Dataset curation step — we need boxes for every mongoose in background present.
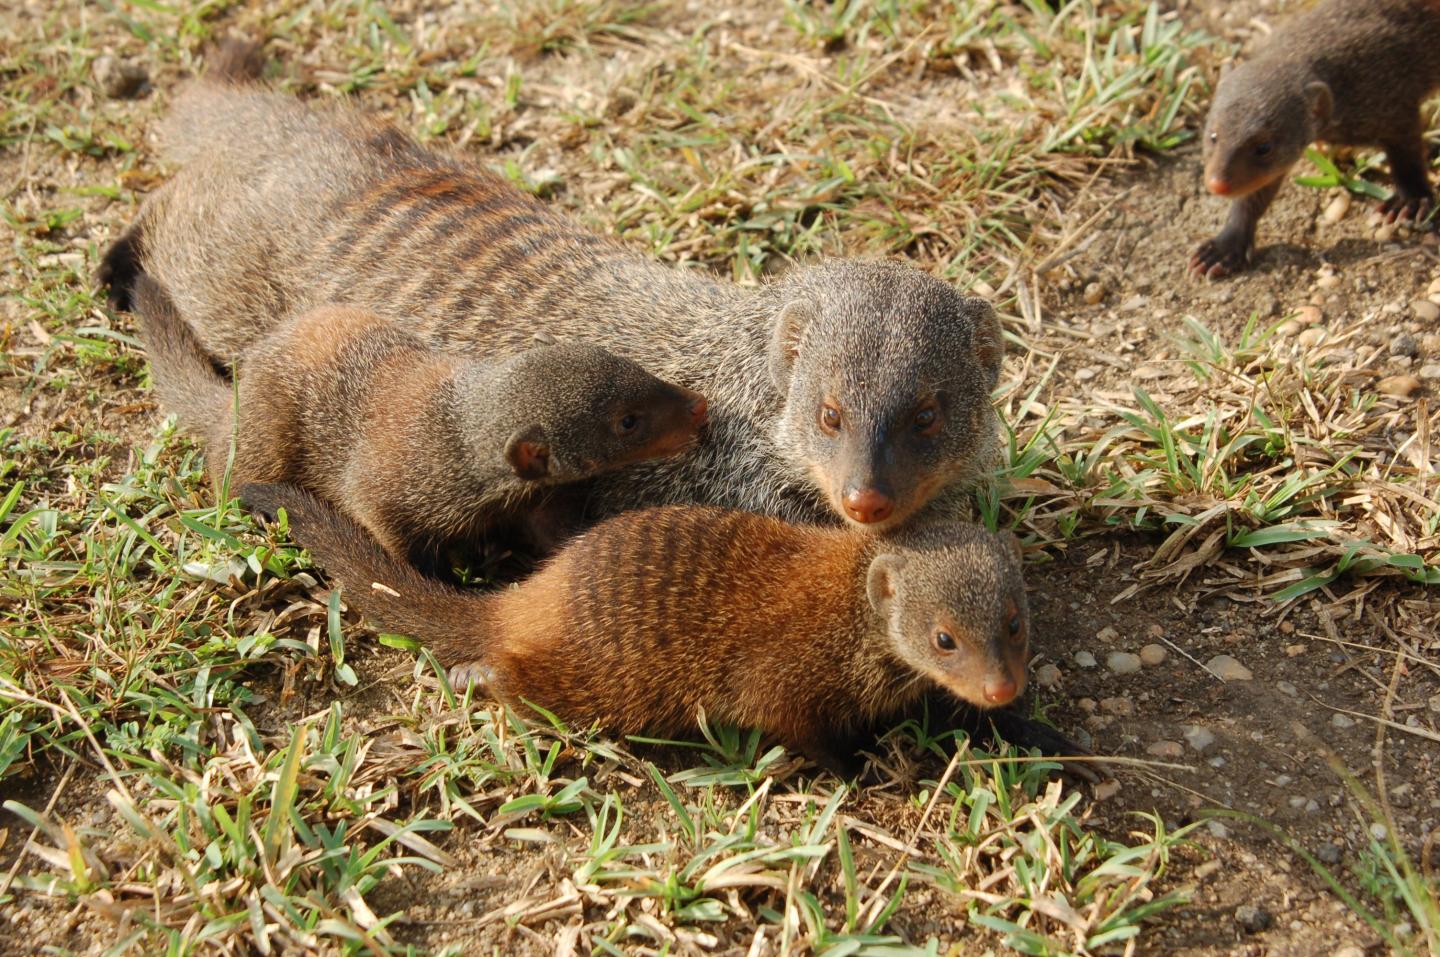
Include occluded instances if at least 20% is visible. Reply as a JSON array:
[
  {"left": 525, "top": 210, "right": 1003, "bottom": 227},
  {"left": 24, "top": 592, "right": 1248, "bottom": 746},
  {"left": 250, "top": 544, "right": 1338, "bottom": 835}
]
[
  {"left": 240, "top": 483, "right": 1031, "bottom": 774},
  {"left": 130, "top": 275, "right": 707, "bottom": 567},
  {"left": 101, "top": 40, "right": 1004, "bottom": 532},
  {"left": 1191, "top": 0, "right": 1440, "bottom": 279}
]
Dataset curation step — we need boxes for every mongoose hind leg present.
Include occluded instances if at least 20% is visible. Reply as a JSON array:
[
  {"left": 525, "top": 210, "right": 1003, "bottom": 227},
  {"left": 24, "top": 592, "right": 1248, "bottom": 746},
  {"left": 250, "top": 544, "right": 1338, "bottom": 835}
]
[
  {"left": 1190, "top": 179, "right": 1283, "bottom": 279},
  {"left": 1379, "top": 134, "right": 1437, "bottom": 226}
]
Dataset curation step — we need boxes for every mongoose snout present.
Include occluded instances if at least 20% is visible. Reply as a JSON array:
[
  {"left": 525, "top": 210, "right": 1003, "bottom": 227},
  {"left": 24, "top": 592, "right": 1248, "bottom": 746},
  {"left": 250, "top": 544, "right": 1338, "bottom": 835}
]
[{"left": 241, "top": 483, "right": 1031, "bottom": 773}]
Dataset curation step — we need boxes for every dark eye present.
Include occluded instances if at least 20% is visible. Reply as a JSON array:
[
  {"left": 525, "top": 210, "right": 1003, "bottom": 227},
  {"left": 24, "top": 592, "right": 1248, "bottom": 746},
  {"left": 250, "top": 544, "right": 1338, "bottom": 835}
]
[
  {"left": 913, "top": 401, "right": 940, "bottom": 436},
  {"left": 1007, "top": 613, "right": 1022, "bottom": 638},
  {"left": 618, "top": 413, "right": 640, "bottom": 434},
  {"left": 819, "top": 402, "right": 842, "bottom": 435},
  {"left": 1253, "top": 142, "right": 1273, "bottom": 158},
  {"left": 933, "top": 630, "right": 956, "bottom": 652}
]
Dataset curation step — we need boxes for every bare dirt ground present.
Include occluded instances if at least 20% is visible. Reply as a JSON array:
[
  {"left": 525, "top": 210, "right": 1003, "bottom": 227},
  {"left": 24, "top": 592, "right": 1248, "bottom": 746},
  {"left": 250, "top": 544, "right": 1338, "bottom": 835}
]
[{"left": 2, "top": 0, "right": 1438, "bottom": 954}]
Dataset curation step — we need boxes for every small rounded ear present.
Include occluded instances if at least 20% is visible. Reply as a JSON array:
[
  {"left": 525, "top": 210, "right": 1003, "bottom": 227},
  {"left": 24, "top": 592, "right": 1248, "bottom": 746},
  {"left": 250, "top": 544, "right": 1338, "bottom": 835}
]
[
  {"left": 866, "top": 553, "right": 909, "bottom": 614},
  {"left": 967, "top": 299, "right": 1005, "bottom": 386},
  {"left": 768, "top": 300, "right": 815, "bottom": 393},
  {"left": 1304, "top": 81, "right": 1332, "bottom": 128},
  {"left": 531, "top": 330, "right": 559, "bottom": 346},
  {"left": 504, "top": 426, "right": 551, "bottom": 480}
]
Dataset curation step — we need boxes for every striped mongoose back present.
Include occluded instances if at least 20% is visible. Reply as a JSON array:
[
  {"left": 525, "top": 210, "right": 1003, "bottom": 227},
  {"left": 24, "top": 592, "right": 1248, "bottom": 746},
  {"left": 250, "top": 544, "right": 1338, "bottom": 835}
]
[
  {"left": 130, "top": 275, "right": 706, "bottom": 567},
  {"left": 241, "top": 482, "right": 1030, "bottom": 773},
  {"left": 102, "top": 42, "right": 1005, "bottom": 532}
]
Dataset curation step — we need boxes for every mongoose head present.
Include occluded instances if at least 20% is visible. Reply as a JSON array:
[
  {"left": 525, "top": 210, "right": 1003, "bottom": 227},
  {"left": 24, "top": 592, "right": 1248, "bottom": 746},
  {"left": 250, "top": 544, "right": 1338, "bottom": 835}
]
[
  {"left": 1203, "top": 60, "right": 1331, "bottom": 199},
  {"left": 490, "top": 342, "right": 708, "bottom": 482},
  {"left": 866, "top": 522, "right": 1029, "bottom": 709},
  {"left": 769, "top": 261, "right": 1003, "bottom": 531}
]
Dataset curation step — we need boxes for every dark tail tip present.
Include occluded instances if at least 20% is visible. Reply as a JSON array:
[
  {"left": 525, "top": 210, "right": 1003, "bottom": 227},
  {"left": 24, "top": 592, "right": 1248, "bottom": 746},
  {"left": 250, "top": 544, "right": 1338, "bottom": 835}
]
[
  {"left": 97, "top": 226, "right": 145, "bottom": 312},
  {"left": 206, "top": 36, "right": 267, "bottom": 85}
]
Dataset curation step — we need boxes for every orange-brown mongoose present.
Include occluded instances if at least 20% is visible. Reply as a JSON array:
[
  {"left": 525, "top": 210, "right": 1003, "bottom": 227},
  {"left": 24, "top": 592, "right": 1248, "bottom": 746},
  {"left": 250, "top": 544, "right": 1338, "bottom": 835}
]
[
  {"left": 100, "top": 40, "right": 1004, "bottom": 533},
  {"left": 240, "top": 482, "right": 1031, "bottom": 774},
  {"left": 130, "top": 275, "right": 707, "bottom": 568},
  {"left": 1191, "top": 0, "right": 1440, "bottom": 278}
]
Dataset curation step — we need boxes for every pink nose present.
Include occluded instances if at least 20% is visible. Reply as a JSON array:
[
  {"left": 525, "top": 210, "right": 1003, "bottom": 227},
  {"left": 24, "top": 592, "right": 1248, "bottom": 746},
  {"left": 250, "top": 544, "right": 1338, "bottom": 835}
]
[
  {"left": 984, "top": 677, "right": 1018, "bottom": 706},
  {"left": 843, "top": 488, "right": 894, "bottom": 524},
  {"left": 1206, "top": 177, "right": 1232, "bottom": 196}
]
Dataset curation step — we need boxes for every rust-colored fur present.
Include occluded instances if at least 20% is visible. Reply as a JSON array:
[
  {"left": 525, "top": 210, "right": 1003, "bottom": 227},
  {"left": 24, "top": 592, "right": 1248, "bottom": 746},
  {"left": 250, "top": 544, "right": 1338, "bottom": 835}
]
[{"left": 242, "top": 483, "right": 1031, "bottom": 773}]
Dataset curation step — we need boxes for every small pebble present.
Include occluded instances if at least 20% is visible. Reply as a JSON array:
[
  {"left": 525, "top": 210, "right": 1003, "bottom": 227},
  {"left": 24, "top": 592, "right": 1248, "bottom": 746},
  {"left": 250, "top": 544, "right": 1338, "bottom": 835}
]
[
  {"left": 1331, "top": 713, "right": 1356, "bottom": 729},
  {"left": 1106, "top": 651, "right": 1142, "bottom": 675},
  {"left": 1392, "top": 332, "right": 1419, "bottom": 357},
  {"left": 1376, "top": 222, "right": 1398, "bottom": 243},
  {"left": 972, "top": 281, "right": 996, "bottom": 298},
  {"left": 1236, "top": 904, "right": 1273, "bottom": 934},
  {"left": 1427, "top": 276, "right": 1440, "bottom": 298},
  {"left": 1295, "top": 304, "right": 1323, "bottom": 325},
  {"left": 1413, "top": 300, "right": 1440, "bottom": 323},
  {"left": 1206, "top": 654, "right": 1253, "bottom": 681},
  {"left": 1184, "top": 725, "right": 1216, "bottom": 752},
  {"left": 1370, "top": 822, "right": 1388, "bottom": 841},
  {"left": 1284, "top": 643, "right": 1305, "bottom": 657},
  {"left": 1333, "top": 947, "right": 1365, "bottom": 957},
  {"left": 1296, "top": 326, "right": 1327, "bottom": 348},
  {"left": 1147, "top": 740, "right": 1184, "bottom": 759},
  {"left": 1092, "top": 779, "right": 1121, "bottom": 801},
  {"left": 1322, "top": 192, "right": 1350, "bottom": 223},
  {"left": 1317, "top": 842, "right": 1342, "bottom": 865},
  {"left": 1207, "top": 820, "right": 1230, "bottom": 840},
  {"left": 1139, "top": 643, "right": 1167, "bottom": 666},
  {"left": 1095, "top": 625, "right": 1119, "bottom": 642},
  {"left": 1419, "top": 364, "right": 1440, "bottom": 381},
  {"left": 1035, "top": 663, "right": 1062, "bottom": 688},
  {"left": 1083, "top": 282, "right": 1106, "bottom": 305},
  {"left": 1277, "top": 680, "right": 1297, "bottom": 696},
  {"left": 1315, "top": 273, "right": 1341, "bottom": 290},
  {"left": 92, "top": 54, "right": 149, "bottom": 99},
  {"left": 1100, "top": 696, "right": 1133, "bottom": 716},
  {"left": 1275, "top": 318, "right": 1303, "bottom": 337},
  {"left": 1273, "top": 774, "right": 1293, "bottom": 787},
  {"left": 1429, "top": 692, "right": 1440, "bottom": 713},
  {"left": 1377, "top": 374, "right": 1421, "bottom": 398},
  {"left": 1074, "top": 651, "right": 1097, "bottom": 669},
  {"left": 1075, "top": 367, "right": 1098, "bottom": 382}
]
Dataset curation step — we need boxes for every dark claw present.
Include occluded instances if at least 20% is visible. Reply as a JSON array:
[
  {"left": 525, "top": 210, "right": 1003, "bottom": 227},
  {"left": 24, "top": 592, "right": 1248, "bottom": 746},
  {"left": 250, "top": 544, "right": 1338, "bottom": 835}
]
[
  {"left": 1189, "top": 235, "right": 1249, "bottom": 280},
  {"left": 1379, "top": 192, "right": 1436, "bottom": 228}
]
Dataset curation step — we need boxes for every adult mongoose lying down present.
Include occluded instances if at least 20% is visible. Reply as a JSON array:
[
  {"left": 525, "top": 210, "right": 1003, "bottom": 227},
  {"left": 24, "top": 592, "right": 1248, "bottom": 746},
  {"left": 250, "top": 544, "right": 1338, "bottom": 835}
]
[
  {"left": 240, "top": 482, "right": 1031, "bottom": 774},
  {"left": 131, "top": 275, "right": 707, "bottom": 568},
  {"left": 101, "top": 39, "right": 1005, "bottom": 533},
  {"left": 1191, "top": 0, "right": 1440, "bottom": 279}
]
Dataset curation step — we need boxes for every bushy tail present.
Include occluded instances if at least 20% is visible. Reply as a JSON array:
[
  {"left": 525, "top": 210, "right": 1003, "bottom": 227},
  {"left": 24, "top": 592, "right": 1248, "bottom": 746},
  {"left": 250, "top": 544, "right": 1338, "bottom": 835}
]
[
  {"left": 130, "top": 274, "right": 232, "bottom": 430},
  {"left": 238, "top": 483, "right": 490, "bottom": 652}
]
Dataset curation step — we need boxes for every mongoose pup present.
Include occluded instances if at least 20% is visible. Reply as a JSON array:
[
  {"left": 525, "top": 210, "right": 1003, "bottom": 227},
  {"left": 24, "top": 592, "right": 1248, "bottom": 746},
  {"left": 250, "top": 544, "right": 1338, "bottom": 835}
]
[
  {"left": 1191, "top": 0, "right": 1440, "bottom": 278},
  {"left": 102, "top": 40, "right": 1004, "bottom": 532},
  {"left": 239, "top": 482, "right": 1031, "bottom": 774},
  {"left": 130, "top": 275, "right": 707, "bottom": 567}
]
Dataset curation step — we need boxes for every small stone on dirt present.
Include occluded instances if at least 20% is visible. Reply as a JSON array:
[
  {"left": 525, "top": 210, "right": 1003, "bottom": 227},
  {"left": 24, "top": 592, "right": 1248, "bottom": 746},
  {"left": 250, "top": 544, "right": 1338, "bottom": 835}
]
[
  {"left": 1095, "top": 625, "right": 1119, "bottom": 642},
  {"left": 1296, "top": 326, "right": 1327, "bottom": 348},
  {"left": 1184, "top": 725, "right": 1216, "bottom": 752},
  {"left": 1276, "top": 319, "right": 1303, "bottom": 337},
  {"left": 1235, "top": 904, "right": 1272, "bottom": 934},
  {"left": 1427, "top": 276, "right": 1440, "bottom": 298},
  {"left": 1106, "top": 651, "right": 1141, "bottom": 675},
  {"left": 92, "top": 54, "right": 149, "bottom": 99},
  {"left": 1206, "top": 654, "right": 1252, "bottom": 681},
  {"left": 1331, "top": 713, "right": 1355, "bottom": 729},
  {"left": 1207, "top": 820, "right": 1230, "bottom": 839},
  {"left": 1392, "top": 332, "right": 1420, "bottom": 357},
  {"left": 1074, "top": 651, "right": 1097, "bottom": 668},
  {"left": 1333, "top": 947, "right": 1365, "bottom": 957},
  {"left": 1317, "top": 842, "right": 1342, "bottom": 865},
  {"left": 1092, "top": 779, "right": 1121, "bottom": 801},
  {"left": 1370, "top": 823, "right": 1388, "bottom": 841},
  {"left": 1083, "top": 282, "right": 1105, "bottom": 305},
  {"left": 1100, "top": 696, "right": 1133, "bottom": 716},
  {"left": 1420, "top": 364, "right": 1440, "bottom": 381},
  {"left": 1377, "top": 373, "right": 1420, "bottom": 396},
  {"left": 1139, "top": 643, "right": 1167, "bottom": 666},
  {"left": 1035, "top": 663, "right": 1061, "bottom": 688},
  {"left": 1147, "top": 740, "right": 1184, "bottom": 759},
  {"left": 1075, "top": 367, "right": 1097, "bottom": 382},
  {"left": 1315, "top": 273, "right": 1342, "bottom": 290},
  {"left": 1294, "top": 304, "right": 1323, "bottom": 325},
  {"left": 1322, "top": 192, "right": 1350, "bottom": 224},
  {"left": 1277, "top": 680, "right": 1297, "bottom": 696},
  {"left": 1414, "top": 299, "right": 1440, "bottom": 323}
]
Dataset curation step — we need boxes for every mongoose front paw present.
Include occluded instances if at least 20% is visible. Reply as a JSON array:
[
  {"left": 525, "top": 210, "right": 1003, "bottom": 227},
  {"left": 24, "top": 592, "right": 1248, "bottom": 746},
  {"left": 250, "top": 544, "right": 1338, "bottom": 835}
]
[
  {"left": 1189, "top": 234, "right": 1250, "bottom": 280},
  {"left": 1379, "top": 191, "right": 1437, "bottom": 228}
]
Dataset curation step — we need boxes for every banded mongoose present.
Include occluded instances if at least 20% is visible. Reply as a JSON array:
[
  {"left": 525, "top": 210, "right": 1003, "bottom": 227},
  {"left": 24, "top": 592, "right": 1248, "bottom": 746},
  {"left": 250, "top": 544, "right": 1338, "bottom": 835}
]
[
  {"left": 1191, "top": 0, "right": 1440, "bottom": 279},
  {"left": 130, "top": 275, "right": 707, "bottom": 567},
  {"left": 240, "top": 483, "right": 1032, "bottom": 774},
  {"left": 101, "top": 40, "right": 1005, "bottom": 532}
]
